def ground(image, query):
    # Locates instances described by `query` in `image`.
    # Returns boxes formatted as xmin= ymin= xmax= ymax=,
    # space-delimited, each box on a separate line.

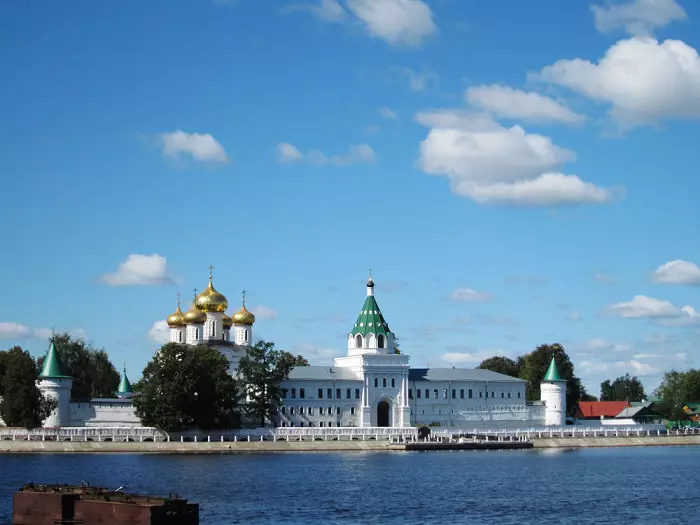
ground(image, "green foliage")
xmin=654 ymin=369 xmax=700 ymax=420
xmin=133 ymin=343 xmax=240 ymax=431
xmin=238 ymin=340 xmax=308 ymax=427
xmin=477 ymin=356 xmax=520 ymax=378
xmin=37 ymin=333 xmax=120 ymax=399
xmin=600 ymin=374 xmax=646 ymax=402
xmin=0 ymin=347 xmax=57 ymax=428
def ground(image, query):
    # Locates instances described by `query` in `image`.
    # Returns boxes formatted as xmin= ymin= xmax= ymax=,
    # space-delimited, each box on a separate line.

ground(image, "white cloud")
xmin=292 ymin=343 xmax=344 ymax=364
xmin=415 ymin=110 xmax=618 ymax=206
xmin=377 ymin=106 xmax=397 ymax=119
xmin=465 ymin=85 xmax=586 ymax=125
xmin=651 ymin=260 xmax=700 ymax=285
xmin=584 ymin=338 xmax=633 ymax=353
xmin=399 ymin=67 xmax=440 ymax=91
xmin=252 ymin=305 xmax=278 ymax=320
xmin=276 ymin=142 xmax=376 ymax=166
xmin=595 ymin=271 xmax=616 ymax=283
xmin=604 ymin=295 xmax=700 ymax=326
xmin=346 ymin=0 xmax=436 ymax=47
xmin=537 ymin=37 xmax=700 ymax=128
xmin=449 ymin=288 xmax=492 ymax=302
xmin=591 ymin=0 xmax=687 ymax=36
xmin=579 ymin=358 xmax=661 ymax=377
xmin=148 ymin=320 xmax=170 ymax=345
xmin=157 ymin=130 xmax=228 ymax=163
xmin=0 ymin=322 xmax=30 ymax=339
xmin=101 ymin=254 xmax=175 ymax=286
xmin=286 ymin=0 xmax=348 ymax=22
xmin=441 ymin=349 xmax=510 ymax=365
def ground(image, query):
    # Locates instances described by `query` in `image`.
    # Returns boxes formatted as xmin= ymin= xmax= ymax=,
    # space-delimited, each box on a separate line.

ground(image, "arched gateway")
xmin=377 ymin=400 xmax=391 ymax=427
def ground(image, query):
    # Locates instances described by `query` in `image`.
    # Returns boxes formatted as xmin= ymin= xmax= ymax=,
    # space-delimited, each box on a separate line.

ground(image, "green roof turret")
xmin=117 ymin=366 xmax=134 ymax=397
xmin=39 ymin=341 xmax=71 ymax=379
xmin=543 ymin=355 xmax=564 ymax=382
xmin=350 ymin=273 xmax=392 ymax=337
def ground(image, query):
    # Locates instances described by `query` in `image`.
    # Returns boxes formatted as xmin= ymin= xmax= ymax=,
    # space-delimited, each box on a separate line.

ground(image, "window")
xmin=195 ymin=328 xmax=199 ymax=339
xmin=178 ymin=332 xmax=182 ymax=343
xmin=508 ymin=392 xmax=511 ymax=398
xmin=320 ymin=422 xmax=324 ymax=427
xmin=328 ymin=406 xmax=332 ymax=415
xmin=479 ymin=391 xmax=483 ymax=398
xmin=355 ymin=334 xmax=362 ymax=347
xmin=281 ymin=407 xmax=286 ymax=414
xmin=290 ymin=407 xmax=295 ymax=415
xmin=409 ymin=389 xmax=414 ymax=400
xmin=299 ymin=407 xmax=304 ymax=415
xmin=391 ymin=378 xmax=395 ymax=388
xmin=320 ymin=407 xmax=325 ymax=415
xmin=291 ymin=388 xmax=296 ymax=399
xmin=518 ymin=392 xmax=521 ymax=398
xmin=308 ymin=407 xmax=313 ymax=416
xmin=346 ymin=388 xmax=351 ymax=399
xmin=433 ymin=389 xmax=438 ymax=400
xmin=501 ymin=392 xmax=505 ymax=398
xmin=318 ymin=388 xmax=323 ymax=399
xmin=374 ymin=378 xmax=378 ymax=387
xmin=336 ymin=407 xmax=341 ymax=415
xmin=377 ymin=334 xmax=385 ymax=348
xmin=300 ymin=388 xmax=305 ymax=399
xmin=491 ymin=392 xmax=495 ymax=398
xmin=452 ymin=389 xmax=456 ymax=399
xmin=327 ymin=388 xmax=332 ymax=399
xmin=460 ymin=389 xmax=464 ymax=399
xmin=336 ymin=388 xmax=341 ymax=399
xmin=337 ymin=422 xmax=341 ymax=427
xmin=244 ymin=329 xmax=249 ymax=342
xmin=210 ymin=321 xmax=215 ymax=337
xmin=299 ymin=422 xmax=304 ymax=427
xmin=282 ymin=389 xmax=288 ymax=398
xmin=383 ymin=378 xmax=387 ymax=388
xmin=417 ymin=389 xmax=421 ymax=399
xmin=355 ymin=388 xmax=360 ymax=399
xmin=443 ymin=389 xmax=448 ymax=399
xmin=350 ymin=407 xmax=355 ymax=415
xmin=469 ymin=389 xmax=473 ymax=399
xmin=425 ymin=389 xmax=429 ymax=399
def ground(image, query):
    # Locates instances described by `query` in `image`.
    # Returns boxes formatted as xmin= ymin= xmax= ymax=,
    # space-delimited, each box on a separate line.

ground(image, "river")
xmin=1 ymin=447 xmax=698 ymax=524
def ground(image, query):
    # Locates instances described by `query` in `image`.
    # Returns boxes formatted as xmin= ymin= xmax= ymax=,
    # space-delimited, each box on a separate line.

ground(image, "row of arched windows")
xmin=351 ymin=333 xmax=386 ymax=349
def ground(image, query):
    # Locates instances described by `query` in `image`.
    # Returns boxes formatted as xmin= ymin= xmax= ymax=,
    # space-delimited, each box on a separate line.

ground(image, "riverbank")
xmin=2 ymin=434 xmax=700 ymax=453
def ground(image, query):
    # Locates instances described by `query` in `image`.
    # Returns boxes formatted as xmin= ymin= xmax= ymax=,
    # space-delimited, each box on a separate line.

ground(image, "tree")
xmin=37 ymin=333 xmax=120 ymax=400
xmin=238 ymin=340 xmax=308 ymax=427
xmin=600 ymin=374 xmax=646 ymax=402
xmin=0 ymin=347 xmax=57 ymax=428
xmin=133 ymin=343 xmax=240 ymax=431
xmin=517 ymin=343 xmax=587 ymax=416
xmin=477 ymin=356 xmax=520 ymax=378
xmin=654 ymin=369 xmax=700 ymax=420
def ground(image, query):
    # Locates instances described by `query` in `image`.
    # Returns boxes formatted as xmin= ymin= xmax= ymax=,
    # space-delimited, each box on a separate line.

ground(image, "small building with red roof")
xmin=576 ymin=401 xmax=631 ymax=420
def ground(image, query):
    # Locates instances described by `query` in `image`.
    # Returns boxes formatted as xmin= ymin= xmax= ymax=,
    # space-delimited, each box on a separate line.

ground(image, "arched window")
xmin=377 ymin=334 xmax=385 ymax=348
xmin=244 ymin=329 xmax=249 ymax=342
xmin=178 ymin=331 xmax=182 ymax=343
xmin=210 ymin=321 xmax=216 ymax=337
xmin=355 ymin=334 xmax=362 ymax=348
xmin=195 ymin=328 xmax=200 ymax=340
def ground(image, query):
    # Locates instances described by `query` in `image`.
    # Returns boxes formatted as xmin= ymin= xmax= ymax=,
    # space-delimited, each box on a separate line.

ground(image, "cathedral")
xmin=23 ymin=270 xmax=566 ymax=429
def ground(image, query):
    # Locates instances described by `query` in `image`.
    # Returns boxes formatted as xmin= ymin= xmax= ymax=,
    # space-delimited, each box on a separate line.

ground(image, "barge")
xmin=12 ymin=483 xmax=199 ymax=525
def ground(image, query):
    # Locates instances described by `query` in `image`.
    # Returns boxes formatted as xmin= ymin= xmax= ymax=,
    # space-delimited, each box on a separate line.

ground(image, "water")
xmin=1 ymin=447 xmax=699 ymax=524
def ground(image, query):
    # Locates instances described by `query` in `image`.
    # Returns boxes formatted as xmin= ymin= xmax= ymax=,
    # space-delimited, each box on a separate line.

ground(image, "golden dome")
xmin=166 ymin=296 xmax=186 ymax=327
xmin=222 ymin=314 xmax=233 ymax=329
xmin=183 ymin=301 xmax=206 ymax=324
xmin=232 ymin=303 xmax=256 ymax=326
xmin=195 ymin=269 xmax=228 ymax=313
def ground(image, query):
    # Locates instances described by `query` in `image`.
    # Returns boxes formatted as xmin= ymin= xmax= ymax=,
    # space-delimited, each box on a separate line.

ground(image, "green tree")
xmin=0 ymin=347 xmax=57 ymax=428
xmin=518 ymin=343 xmax=587 ymax=416
xmin=37 ymin=333 xmax=120 ymax=399
xmin=133 ymin=343 xmax=240 ymax=431
xmin=477 ymin=356 xmax=520 ymax=378
xmin=238 ymin=341 xmax=308 ymax=427
xmin=600 ymin=373 xmax=646 ymax=402
xmin=654 ymin=369 xmax=700 ymax=420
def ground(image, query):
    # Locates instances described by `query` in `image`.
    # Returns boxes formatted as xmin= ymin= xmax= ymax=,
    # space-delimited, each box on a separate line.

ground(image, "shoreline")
xmin=1 ymin=435 xmax=700 ymax=454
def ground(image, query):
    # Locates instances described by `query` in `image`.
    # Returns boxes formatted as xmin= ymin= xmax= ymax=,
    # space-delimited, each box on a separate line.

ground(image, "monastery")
xmin=18 ymin=271 xmax=567 ymax=429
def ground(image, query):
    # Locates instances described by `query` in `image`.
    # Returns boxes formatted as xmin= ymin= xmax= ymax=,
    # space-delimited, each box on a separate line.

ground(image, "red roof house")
xmin=576 ymin=401 xmax=631 ymax=419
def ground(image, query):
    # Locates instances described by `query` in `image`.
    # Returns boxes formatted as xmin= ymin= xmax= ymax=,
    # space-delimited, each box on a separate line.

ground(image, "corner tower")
xmin=347 ymin=273 xmax=396 ymax=356
xmin=541 ymin=355 xmax=567 ymax=426
xmin=37 ymin=340 xmax=73 ymax=427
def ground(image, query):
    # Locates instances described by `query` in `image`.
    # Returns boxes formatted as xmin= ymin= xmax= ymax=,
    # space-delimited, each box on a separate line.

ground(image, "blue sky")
xmin=2 ymin=0 xmax=699 ymax=396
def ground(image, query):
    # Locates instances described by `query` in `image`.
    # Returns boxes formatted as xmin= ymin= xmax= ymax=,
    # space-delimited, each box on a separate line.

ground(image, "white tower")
xmin=231 ymin=290 xmax=255 ymax=346
xmin=541 ymin=355 xmax=567 ymax=426
xmin=196 ymin=266 xmax=229 ymax=343
xmin=37 ymin=341 xmax=73 ymax=427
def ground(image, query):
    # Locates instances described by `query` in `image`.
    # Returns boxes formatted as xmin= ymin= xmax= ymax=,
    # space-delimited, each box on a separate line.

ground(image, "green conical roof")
xmin=350 ymin=279 xmax=392 ymax=337
xmin=543 ymin=355 xmax=564 ymax=382
xmin=117 ymin=367 xmax=133 ymax=395
xmin=39 ymin=341 xmax=71 ymax=379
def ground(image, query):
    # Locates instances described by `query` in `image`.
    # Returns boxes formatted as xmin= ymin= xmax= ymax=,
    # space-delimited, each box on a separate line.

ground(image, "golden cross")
xmin=208 ymin=265 xmax=214 ymax=280
xmin=193 ymin=287 xmax=198 ymax=299
xmin=176 ymin=292 xmax=181 ymax=307
xmin=241 ymin=290 xmax=247 ymax=305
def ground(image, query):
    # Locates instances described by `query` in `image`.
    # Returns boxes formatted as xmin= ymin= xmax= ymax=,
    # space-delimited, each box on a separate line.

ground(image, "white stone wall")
xmin=38 ymin=377 xmax=73 ymax=427
xmin=277 ymin=380 xmax=364 ymax=427
xmin=68 ymin=400 xmax=140 ymax=427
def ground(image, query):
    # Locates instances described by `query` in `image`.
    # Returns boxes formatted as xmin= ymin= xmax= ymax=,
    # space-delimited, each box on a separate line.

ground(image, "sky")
xmin=1 ymin=0 xmax=699 ymax=397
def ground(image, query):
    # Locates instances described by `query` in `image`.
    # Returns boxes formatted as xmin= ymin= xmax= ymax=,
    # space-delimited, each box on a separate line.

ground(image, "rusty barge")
xmin=12 ymin=483 xmax=199 ymax=525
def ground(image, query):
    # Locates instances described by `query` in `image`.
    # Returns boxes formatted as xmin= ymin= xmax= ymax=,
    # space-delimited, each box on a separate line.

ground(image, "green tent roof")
xmin=39 ymin=341 xmax=71 ymax=379
xmin=117 ymin=367 xmax=133 ymax=395
xmin=543 ymin=355 xmax=564 ymax=382
xmin=350 ymin=280 xmax=392 ymax=337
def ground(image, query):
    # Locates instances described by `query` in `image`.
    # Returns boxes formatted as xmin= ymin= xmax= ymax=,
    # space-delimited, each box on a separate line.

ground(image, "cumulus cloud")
xmin=156 ymin=130 xmax=229 ymax=163
xmin=276 ymin=142 xmax=376 ymax=166
xmin=465 ymin=85 xmax=586 ymax=125
xmin=291 ymin=342 xmax=344 ymax=364
xmin=0 ymin=323 xmax=85 ymax=341
xmin=415 ymin=110 xmax=618 ymax=206
xmin=101 ymin=254 xmax=175 ymax=286
xmin=252 ymin=305 xmax=278 ymax=320
xmin=449 ymin=288 xmax=492 ymax=302
xmin=651 ymin=260 xmax=700 ymax=285
xmin=603 ymin=295 xmax=700 ymax=326
xmin=377 ymin=106 xmax=397 ymax=119
xmin=148 ymin=320 xmax=170 ymax=344
xmin=441 ymin=349 xmax=511 ymax=365
xmin=536 ymin=37 xmax=700 ymax=128
xmin=584 ymin=338 xmax=633 ymax=353
xmin=591 ymin=0 xmax=687 ymax=36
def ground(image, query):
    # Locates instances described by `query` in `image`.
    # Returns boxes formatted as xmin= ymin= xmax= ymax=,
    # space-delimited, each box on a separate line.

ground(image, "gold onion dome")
xmin=222 ymin=314 xmax=233 ymax=329
xmin=183 ymin=293 xmax=207 ymax=324
xmin=166 ymin=296 xmax=186 ymax=327
xmin=195 ymin=268 xmax=228 ymax=313
xmin=232 ymin=303 xmax=256 ymax=326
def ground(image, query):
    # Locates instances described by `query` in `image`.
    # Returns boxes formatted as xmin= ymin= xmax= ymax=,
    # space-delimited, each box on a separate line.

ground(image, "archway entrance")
xmin=377 ymin=400 xmax=390 ymax=427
